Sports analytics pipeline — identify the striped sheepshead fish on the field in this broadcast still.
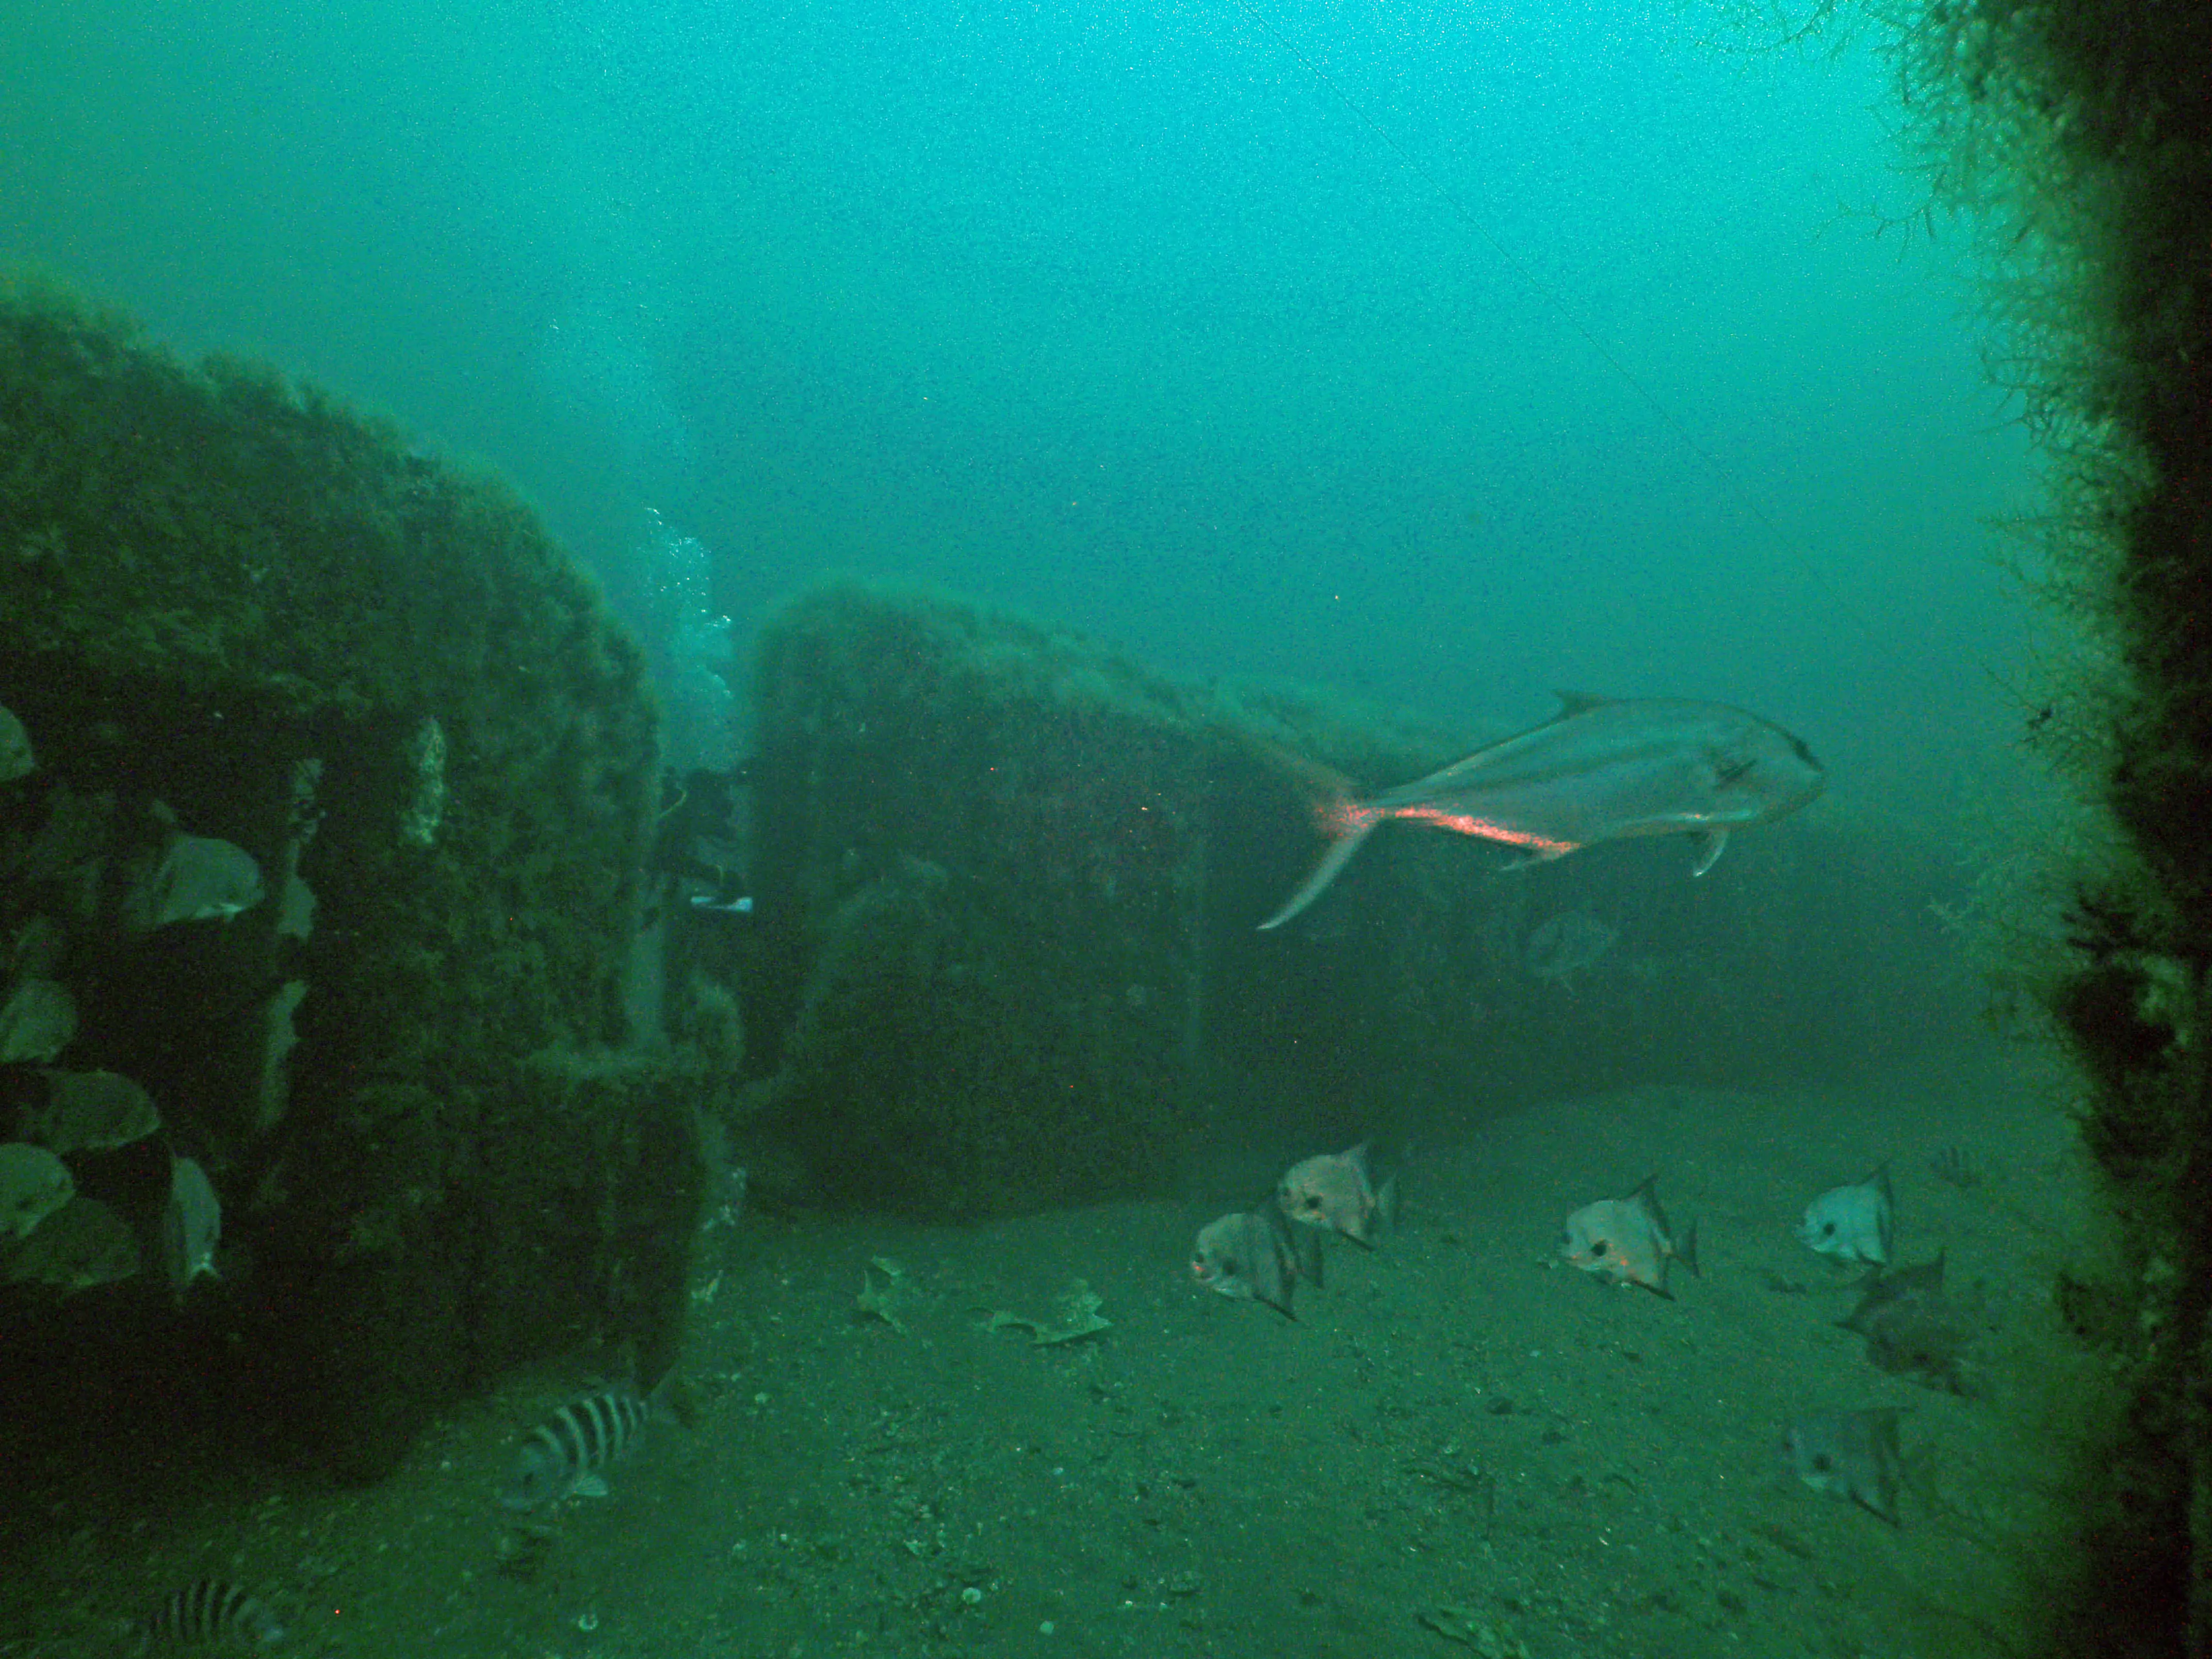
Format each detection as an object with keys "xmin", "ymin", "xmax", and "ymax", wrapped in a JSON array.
[
  {"xmin": 142, "ymin": 1579, "xmax": 285, "ymax": 1648},
  {"xmin": 499, "ymin": 1376, "xmax": 688, "ymax": 1511}
]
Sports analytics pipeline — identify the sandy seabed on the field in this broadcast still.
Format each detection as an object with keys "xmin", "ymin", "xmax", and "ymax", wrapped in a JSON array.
[{"xmin": 16, "ymin": 1037, "xmax": 2095, "ymax": 1659}]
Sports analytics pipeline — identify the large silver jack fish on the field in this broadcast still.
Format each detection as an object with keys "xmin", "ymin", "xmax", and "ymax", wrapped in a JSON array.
[{"xmin": 1257, "ymin": 693, "xmax": 1825, "ymax": 931}]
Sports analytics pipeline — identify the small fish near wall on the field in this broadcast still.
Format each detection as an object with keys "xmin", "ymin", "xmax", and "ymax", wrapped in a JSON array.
[{"xmin": 0, "ymin": 289, "xmax": 719, "ymax": 1488}]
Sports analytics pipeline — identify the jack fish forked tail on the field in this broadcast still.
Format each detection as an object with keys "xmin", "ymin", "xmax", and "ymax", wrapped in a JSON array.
[
  {"xmin": 1238, "ymin": 742, "xmax": 1426, "ymax": 934},
  {"xmin": 1253, "ymin": 692, "xmax": 1826, "ymax": 931},
  {"xmin": 1260, "ymin": 791, "xmax": 1392, "ymax": 935}
]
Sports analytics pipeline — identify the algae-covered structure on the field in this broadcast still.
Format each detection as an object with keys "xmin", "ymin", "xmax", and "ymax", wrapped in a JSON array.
[
  {"xmin": 0, "ymin": 288, "xmax": 707, "ymax": 1481},
  {"xmin": 737, "ymin": 579, "xmax": 1960, "ymax": 1217},
  {"xmin": 1867, "ymin": 2, "xmax": 2212, "ymax": 1650},
  {"xmin": 740, "ymin": 585, "xmax": 1212, "ymax": 1214}
]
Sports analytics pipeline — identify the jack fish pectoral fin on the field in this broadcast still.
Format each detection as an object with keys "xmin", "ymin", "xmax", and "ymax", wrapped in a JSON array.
[
  {"xmin": 1257, "ymin": 819, "xmax": 1378, "ymax": 931},
  {"xmin": 1688, "ymin": 829, "xmax": 1729, "ymax": 876}
]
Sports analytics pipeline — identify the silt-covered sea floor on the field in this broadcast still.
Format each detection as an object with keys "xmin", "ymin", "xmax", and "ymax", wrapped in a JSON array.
[{"xmin": 9, "ymin": 1039, "xmax": 2089, "ymax": 1658}]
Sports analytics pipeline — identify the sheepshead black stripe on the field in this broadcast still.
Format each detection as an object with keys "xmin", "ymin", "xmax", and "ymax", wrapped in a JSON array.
[
  {"xmin": 541, "ymin": 1400, "xmax": 589, "ymax": 1477},
  {"xmin": 501, "ymin": 1383, "xmax": 662, "ymax": 1509},
  {"xmin": 544, "ymin": 1388, "xmax": 645, "ymax": 1477},
  {"xmin": 578, "ymin": 1391, "xmax": 620, "ymax": 1464},
  {"xmin": 144, "ymin": 1578, "xmax": 284, "ymax": 1647}
]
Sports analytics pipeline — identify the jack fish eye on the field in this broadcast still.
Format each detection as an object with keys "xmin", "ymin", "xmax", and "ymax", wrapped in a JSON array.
[
  {"xmin": 1809, "ymin": 1452, "xmax": 1833, "ymax": 1473},
  {"xmin": 1818, "ymin": 1222, "xmax": 1836, "ymax": 1239},
  {"xmin": 1589, "ymin": 1239, "xmax": 1609, "ymax": 1258},
  {"xmin": 1302, "ymin": 1195, "xmax": 1323, "ymax": 1213}
]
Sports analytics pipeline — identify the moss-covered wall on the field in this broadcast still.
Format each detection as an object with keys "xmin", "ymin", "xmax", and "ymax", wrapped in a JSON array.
[
  {"xmin": 739, "ymin": 579, "xmax": 1966, "ymax": 1217},
  {"xmin": 742, "ymin": 583, "xmax": 1213, "ymax": 1215},
  {"xmin": 0, "ymin": 287, "xmax": 706, "ymax": 1482},
  {"xmin": 1875, "ymin": 1, "xmax": 2212, "ymax": 1650}
]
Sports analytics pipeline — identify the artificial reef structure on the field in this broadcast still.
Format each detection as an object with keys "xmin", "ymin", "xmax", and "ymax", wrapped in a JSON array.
[
  {"xmin": 736, "ymin": 579, "xmax": 1963, "ymax": 1218},
  {"xmin": 0, "ymin": 288, "xmax": 712, "ymax": 1484},
  {"xmin": 0, "ymin": 298, "xmax": 1962, "ymax": 1482},
  {"xmin": 1860, "ymin": 1, "xmax": 2212, "ymax": 1652}
]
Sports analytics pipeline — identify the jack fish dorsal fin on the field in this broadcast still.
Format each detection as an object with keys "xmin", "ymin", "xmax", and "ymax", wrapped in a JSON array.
[{"xmin": 1551, "ymin": 690, "xmax": 1616, "ymax": 718}]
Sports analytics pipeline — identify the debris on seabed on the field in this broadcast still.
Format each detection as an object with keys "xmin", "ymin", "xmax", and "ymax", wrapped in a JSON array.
[
  {"xmin": 857, "ymin": 1256, "xmax": 915, "ymax": 1334},
  {"xmin": 986, "ymin": 1279, "xmax": 1111, "ymax": 1346}
]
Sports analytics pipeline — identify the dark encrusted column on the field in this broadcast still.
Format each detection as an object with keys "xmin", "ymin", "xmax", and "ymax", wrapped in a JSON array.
[{"xmin": 0, "ymin": 290, "xmax": 710, "ymax": 1482}]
